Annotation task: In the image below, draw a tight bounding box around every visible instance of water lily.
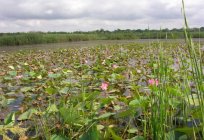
[148,79,159,86]
[112,64,118,69]
[15,75,23,79]
[48,71,53,74]
[100,82,109,90]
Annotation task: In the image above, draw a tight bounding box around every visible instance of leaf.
[4,76,12,80]
[29,71,36,77]
[108,127,123,140]
[62,69,73,74]
[7,98,16,105]
[8,65,15,70]
[129,99,140,106]
[48,73,61,78]
[8,71,17,76]
[59,106,80,125]
[97,112,115,120]
[37,75,42,79]
[127,128,138,134]
[129,97,148,108]
[0,95,8,107]
[51,134,68,140]
[18,108,37,121]
[45,87,57,94]
[97,125,105,130]
[153,64,158,69]
[46,104,58,114]
[175,127,201,135]
[178,135,188,140]
[24,63,29,66]
[80,125,100,140]
[165,131,175,140]
[4,112,15,126]
[186,94,199,106]
[6,92,16,96]
[128,136,145,140]
[116,108,136,118]
[20,87,32,92]
[59,87,69,94]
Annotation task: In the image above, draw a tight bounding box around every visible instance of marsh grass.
[147,1,204,139]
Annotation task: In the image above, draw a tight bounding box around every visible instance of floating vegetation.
[0,40,203,139]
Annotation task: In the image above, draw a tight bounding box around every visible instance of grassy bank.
[1,28,204,46]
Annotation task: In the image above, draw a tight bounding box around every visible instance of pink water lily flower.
[15,75,23,79]
[148,79,159,86]
[113,64,119,69]
[100,82,109,91]
[48,71,53,74]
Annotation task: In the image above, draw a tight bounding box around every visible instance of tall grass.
[181,0,204,137]
[0,29,204,46]
[148,1,204,139]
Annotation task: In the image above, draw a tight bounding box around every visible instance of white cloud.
[0,0,203,32]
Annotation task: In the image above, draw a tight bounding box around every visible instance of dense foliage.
[0,41,203,139]
[0,27,204,46]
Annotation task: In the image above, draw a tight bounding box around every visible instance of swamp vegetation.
[0,1,203,140]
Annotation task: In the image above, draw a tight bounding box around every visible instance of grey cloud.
[144,1,181,19]
[0,0,145,20]
[0,0,203,32]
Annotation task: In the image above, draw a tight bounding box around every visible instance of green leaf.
[18,108,37,121]
[6,92,16,96]
[80,125,100,140]
[4,112,15,126]
[51,134,68,140]
[116,108,136,118]
[127,128,138,134]
[178,135,188,140]
[128,136,145,140]
[165,131,175,140]
[48,73,61,78]
[186,94,199,106]
[59,87,69,94]
[153,64,158,69]
[7,98,16,105]
[8,71,17,76]
[129,99,140,106]
[97,125,105,130]
[0,95,8,107]
[45,87,57,94]
[4,76,12,80]
[175,127,201,135]
[108,127,123,140]
[97,112,115,120]
[29,71,36,77]
[59,106,80,125]
[20,87,32,92]
[62,69,73,74]
[129,97,148,108]
[46,104,58,114]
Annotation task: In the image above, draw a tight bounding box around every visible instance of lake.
[1,39,204,53]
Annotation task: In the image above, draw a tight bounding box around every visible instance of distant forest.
[0,27,204,46]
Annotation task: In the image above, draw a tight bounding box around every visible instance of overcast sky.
[0,0,203,32]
